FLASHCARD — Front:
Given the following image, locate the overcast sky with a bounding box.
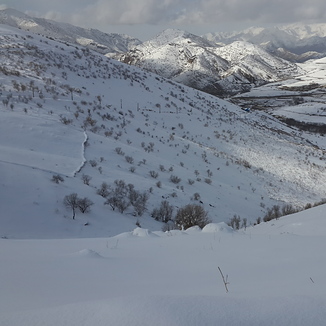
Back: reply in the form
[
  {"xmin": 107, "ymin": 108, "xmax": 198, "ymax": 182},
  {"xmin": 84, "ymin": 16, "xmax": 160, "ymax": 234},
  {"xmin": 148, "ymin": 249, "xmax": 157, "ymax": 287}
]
[{"xmin": 1, "ymin": 0, "xmax": 326, "ymax": 40}]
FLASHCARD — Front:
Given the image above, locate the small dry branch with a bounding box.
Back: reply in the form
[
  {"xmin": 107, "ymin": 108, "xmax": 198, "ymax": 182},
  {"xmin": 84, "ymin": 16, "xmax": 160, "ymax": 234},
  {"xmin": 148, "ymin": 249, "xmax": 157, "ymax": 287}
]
[{"xmin": 218, "ymin": 266, "xmax": 229, "ymax": 293}]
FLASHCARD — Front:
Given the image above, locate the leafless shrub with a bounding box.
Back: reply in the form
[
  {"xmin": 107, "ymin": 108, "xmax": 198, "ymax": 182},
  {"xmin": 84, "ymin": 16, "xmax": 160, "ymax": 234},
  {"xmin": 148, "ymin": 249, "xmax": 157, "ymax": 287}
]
[
  {"xmin": 204, "ymin": 178, "xmax": 212, "ymax": 185},
  {"xmin": 105, "ymin": 130, "xmax": 113, "ymax": 137},
  {"xmin": 170, "ymin": 175, "xmax": 181, "ymax": 184},
  {"xmin": 125, "ymin": 155, "xmax": 134, "ymax": 164},
  {"xmin": 193, "ymin": 192, "xmax": 201, "ymax": 201},
  {"xmin": 151, "ymin": 200, "xmax": 174, "ymax": 223},
  {"xmin": 175, "ymin": 204, "xmax": 210, "ymax": 230},
  {"xmin": 235, "ymin": 158, "xmax": 251, "ymax": 169},
  {"xmin": 228, "ymin": 215, "xmax": 241, "ymax": 229},
  {"xmin": 161, "ymin": 221, "xmax": 178, "ymax": 232},
  {"xmin": 115, "ymin": 147, "xmax": 125, "ymax": 155},
  {"xmin": 149, "ymin": 170, "xmax": 159, "ymax": 178},
  {"xmin": 263, "ymin": 205, "xmax": 281, "ymax": 222},
  {"xmin": 52, "ymin": 174, "xmax": 64, "ymax": 184},
  {"xmin": 82, "ymin": 174, "xmax": 91, "ymax": 185},
  {"xmin": 159, "ymin": 165, "xmax": 166, "ymax": 172},
  {"xmin": 281, "ymin": 204, "xmax": 297, "ymax": 216},
  {"xmin": 59, "ymin": 115, "xmax": 73, "ymax": 125},
  {"xmin": 89, "ymin": 160, "xmax": 97, "ymax": 167}
]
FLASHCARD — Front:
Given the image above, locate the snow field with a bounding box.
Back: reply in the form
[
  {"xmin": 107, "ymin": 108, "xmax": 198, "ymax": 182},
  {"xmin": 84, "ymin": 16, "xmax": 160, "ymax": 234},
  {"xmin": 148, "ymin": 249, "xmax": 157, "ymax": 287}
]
[{"xmin": 1, "ymin": 207, "xmax": 326, "ymax": 325}]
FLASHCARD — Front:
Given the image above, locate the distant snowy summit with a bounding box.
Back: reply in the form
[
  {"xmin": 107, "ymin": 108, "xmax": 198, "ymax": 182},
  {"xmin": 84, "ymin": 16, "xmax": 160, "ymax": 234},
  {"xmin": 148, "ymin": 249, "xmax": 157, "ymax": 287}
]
[
  {"xmin": 120, "ymin": 28, "xmax": 302, "ymax": 97},
  {"xmin": 0, "ymin": 8, "xmax": 141, "ymax": 55},
  {"xmin": 204, "ymin": 24, "xmax": 326, "ymax": 62}
]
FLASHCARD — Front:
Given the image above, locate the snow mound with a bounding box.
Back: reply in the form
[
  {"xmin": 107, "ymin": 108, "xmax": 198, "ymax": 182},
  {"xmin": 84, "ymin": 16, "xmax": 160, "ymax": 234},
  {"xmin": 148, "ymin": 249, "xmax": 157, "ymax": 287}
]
[
  {"xmin": 73, "ymin": 249, "xmax": 104, "ymax": 258},
  {"xmin": 202, "ymin": 222, "xmax": 234, "ymax": 233},
  {"xmin": 162, "ymin": 229, "xmax": 188, "ymax": 236},
  {"xmin": 248, "ymin": 205, "xmax": 326, "ymax": 236},
  {"xmin": 131, "ymin": 228, "xmax": 159, "ymax": 237},
  {"xmin": 184, "ymin": 226, "xmax": 202, "ymax": 233}
]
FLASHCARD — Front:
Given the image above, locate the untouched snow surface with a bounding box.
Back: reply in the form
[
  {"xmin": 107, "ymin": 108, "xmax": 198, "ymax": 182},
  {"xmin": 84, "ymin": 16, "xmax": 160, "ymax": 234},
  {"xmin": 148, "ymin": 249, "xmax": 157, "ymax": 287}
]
[
  {"xmin": 1, "ymin": 206, "xmax": 326, "ymax": 325},
  {"xmin": 0, "ymin": 110, "xmax": 85, "ymax": 175}
]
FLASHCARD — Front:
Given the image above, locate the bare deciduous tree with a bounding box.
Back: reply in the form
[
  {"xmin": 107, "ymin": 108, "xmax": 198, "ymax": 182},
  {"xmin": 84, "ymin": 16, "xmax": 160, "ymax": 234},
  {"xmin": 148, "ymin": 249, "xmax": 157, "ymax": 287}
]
[
  {"xmin": 77, "ymin": 197, "xmax": 94, "ymax": 213},
  {"xmin": 63, "ymin": 193, "xmax": 79, "ymax": 219},
  {"xmin": 151, "ymin": 200, "xmax": 174, "ymax": 223},
  {"xmin": 97, "ymin": 182, "xmax": 110, "ymax": 198}
]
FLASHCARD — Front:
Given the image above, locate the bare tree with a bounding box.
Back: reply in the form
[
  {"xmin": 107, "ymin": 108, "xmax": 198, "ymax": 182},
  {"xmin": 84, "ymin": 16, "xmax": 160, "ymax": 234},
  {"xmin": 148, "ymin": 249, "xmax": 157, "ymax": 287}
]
[
  {"xmin": 151, "ymin": 200, "xmax": 174, "ymax": 223},
  {"xmin": 63, "ymin": 193, "xmax": 79, "ymax": 219},
  {"xmin": 131, "ymin": 191, "xmax": 149, "ymax": 216},
  {"xmin": 81, "ymin": 174, "xmax": 92, "ymax": 185},
  {"xmin": 97, "ymin": 182, "xmax": 110, "ymax": 198},
  {"xmin": 77, "ymin": 197, "xmax": 94, "ymax": 213},
  {"xmin": 105, "ymin": 180, "xmax": 130, "ymax": 213}
]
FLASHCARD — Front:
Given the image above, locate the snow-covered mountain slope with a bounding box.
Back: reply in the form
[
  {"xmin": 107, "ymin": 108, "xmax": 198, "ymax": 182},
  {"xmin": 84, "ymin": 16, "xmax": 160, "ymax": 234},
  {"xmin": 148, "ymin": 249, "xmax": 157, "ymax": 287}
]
[
  {"xmin": 0, "ymin": 8, "xmax": 141, "ymax": 56},
  {"xmin": 120, "ymin": 29, "xmax": 302, "ymax": 97},
  {"xmin": 204, "ymin": 23, "xmax": 326, "ymax": 62},
  {"xmin": 1, "ymin": 206, "xmax": 326, "ymax": 325},
  {"xmin": 1, "ymin": 24, "xmax": 326, "ymax": 239}
]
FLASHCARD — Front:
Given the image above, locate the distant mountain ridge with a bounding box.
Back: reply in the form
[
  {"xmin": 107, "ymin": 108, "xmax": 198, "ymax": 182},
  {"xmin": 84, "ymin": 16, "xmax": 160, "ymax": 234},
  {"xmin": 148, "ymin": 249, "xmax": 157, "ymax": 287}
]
[
  {"xmin": 0, "ymin": 8, "xmax": 324, "ymax": 97},
  {"xmin": 0, "ymin": 8, "xmax": 141, "ymax": 55},
  {"xmin": 204, "ymin": 24, "xmax": 326, "ymax": 62},
  {"xmin": 120, "ymin": 29, "xmax": 302, "ymax": 97}
]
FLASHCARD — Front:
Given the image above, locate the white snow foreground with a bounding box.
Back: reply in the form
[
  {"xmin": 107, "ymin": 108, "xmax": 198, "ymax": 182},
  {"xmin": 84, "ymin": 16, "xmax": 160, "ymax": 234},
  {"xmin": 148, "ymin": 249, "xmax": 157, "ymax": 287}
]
[{"xmin": 1, "ymin": 207, "xmax": 326, "ymax": 326}]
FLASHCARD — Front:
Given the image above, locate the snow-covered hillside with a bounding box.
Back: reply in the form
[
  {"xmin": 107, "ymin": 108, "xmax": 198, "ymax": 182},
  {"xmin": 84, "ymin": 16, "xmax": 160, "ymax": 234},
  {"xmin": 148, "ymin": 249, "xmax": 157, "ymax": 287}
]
[
  {"xmin": 1, "ymin": 206, "xmax": 326, "ymax": 325},
  {"xmin": 1, "ymin": 24, "xmax": 326, "ymax": 239},
  {"xmin": 120, "ymin": 29, "xmax": 301, "ymax": 97},
  {"xmin": 0, "ymin": 8, "xmax": 141, "ymax": 55}
]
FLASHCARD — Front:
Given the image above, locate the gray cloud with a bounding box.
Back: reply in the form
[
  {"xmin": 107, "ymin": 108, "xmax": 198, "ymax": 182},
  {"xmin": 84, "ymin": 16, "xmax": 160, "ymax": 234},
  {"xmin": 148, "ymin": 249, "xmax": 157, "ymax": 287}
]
[{"xmin": 1, "ymin": 0, "xmax": 326, "ymax": 38}]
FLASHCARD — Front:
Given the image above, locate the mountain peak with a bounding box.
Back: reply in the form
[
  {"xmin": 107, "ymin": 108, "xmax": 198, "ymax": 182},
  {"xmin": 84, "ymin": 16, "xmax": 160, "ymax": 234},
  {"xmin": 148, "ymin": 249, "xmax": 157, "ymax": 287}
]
[
  {"xmin": 149, "ymin": 28, "xmax": 216, "ymax": 48},
  {"xmin": 0, "ymin": 7, "xmax": 37, "ymax": 27},
  {"xmin": 121, "ymin": 29, "xmax": 301, "ymax": 97},
  {"xmin": 0, "ymin": 7, "xmax": 141, "ymax": 55}
]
